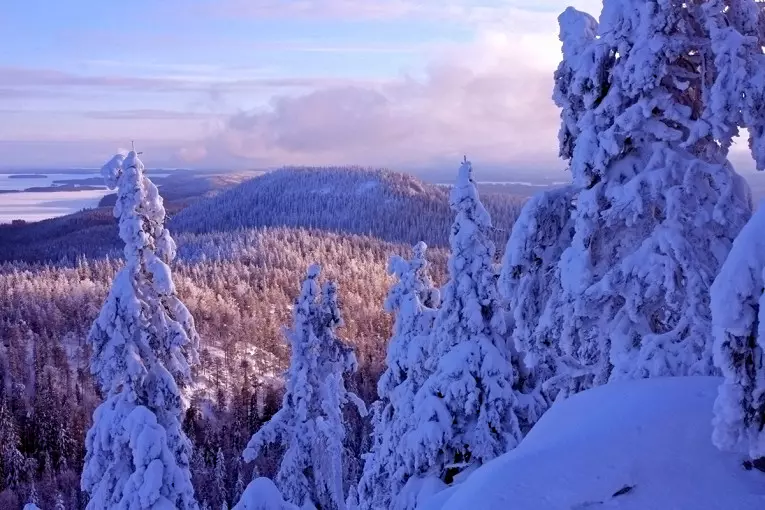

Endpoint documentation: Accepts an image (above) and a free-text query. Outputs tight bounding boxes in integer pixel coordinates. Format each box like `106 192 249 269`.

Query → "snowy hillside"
170 167 525 248
427 377 765 510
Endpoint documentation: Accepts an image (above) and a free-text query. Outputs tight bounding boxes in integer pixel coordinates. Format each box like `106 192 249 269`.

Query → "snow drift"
427 377 765 510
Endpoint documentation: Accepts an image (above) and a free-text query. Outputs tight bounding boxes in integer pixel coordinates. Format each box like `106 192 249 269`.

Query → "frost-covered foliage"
170 167 523 251
81 151 201 509
407 159 522 486
358 243 439 510
242 266 365 510
552 7 601 162
500 186 577 401
711 202 765 460
701 0 765 169
514 1 756 397
232 478 298 510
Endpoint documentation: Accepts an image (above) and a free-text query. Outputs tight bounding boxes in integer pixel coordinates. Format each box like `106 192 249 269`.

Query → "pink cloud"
0 66 373 95
195 33 562 171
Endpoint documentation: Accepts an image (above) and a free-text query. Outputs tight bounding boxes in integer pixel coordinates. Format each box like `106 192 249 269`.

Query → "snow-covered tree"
0 399 25 490
552 6 602 162
711 202 765 463
526 1 754 393
242 266 365 510
81 150 201 509
358 242 439 510
499 7 610 403
54 492 66 510
407 158 522 486
500 185 577 401
233 464 247 505
214 448 228 509
701 0 765 169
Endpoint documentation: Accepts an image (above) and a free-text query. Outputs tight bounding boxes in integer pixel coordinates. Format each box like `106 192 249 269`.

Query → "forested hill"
170 167 525 248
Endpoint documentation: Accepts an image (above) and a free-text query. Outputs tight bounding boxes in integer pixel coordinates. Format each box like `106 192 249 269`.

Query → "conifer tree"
500 185 577 401
215 448 228 509
711 203 765 465
0 398 25 490
81 150 201 509
408 158 522 487
242 266 364 510
358 243 439 510
509 1 755 397
500 6 604 400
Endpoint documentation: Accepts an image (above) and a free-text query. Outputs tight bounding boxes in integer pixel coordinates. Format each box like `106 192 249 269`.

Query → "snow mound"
233 477 299 510
431 377 765 510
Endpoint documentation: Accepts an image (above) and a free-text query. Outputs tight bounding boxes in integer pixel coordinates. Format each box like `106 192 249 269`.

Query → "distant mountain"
170 167 527 249
0 170 260 263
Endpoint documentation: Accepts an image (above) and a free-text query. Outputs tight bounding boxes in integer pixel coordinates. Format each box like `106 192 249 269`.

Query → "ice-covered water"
0 189 112 224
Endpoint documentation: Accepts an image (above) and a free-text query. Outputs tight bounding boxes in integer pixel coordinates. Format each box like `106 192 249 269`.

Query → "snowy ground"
0 189 112 223
423 377 765 510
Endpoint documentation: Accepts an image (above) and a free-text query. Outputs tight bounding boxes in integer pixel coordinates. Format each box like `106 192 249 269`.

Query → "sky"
0 0 758 174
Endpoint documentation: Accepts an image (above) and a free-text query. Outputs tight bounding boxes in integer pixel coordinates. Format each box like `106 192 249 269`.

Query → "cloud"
0 66 375 96
81 109 225 121
195 30 562 171
197 0 603 24
196 0 438 21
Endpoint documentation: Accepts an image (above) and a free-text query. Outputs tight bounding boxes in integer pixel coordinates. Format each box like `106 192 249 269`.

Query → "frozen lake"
0 170 173 224
0 172 103 191
0 189 112 224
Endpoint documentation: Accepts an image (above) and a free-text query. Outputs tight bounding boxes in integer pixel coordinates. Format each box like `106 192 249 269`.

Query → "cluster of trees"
248 1 765 507
0 227 429 507
170 166 523 250
5 0 765 508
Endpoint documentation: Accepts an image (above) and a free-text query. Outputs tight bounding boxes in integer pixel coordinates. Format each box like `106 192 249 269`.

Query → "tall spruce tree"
358 242 439 510
242 266 364 510
504 1 757 400
711 202 765 465
407 158 522 489
81 150 201 509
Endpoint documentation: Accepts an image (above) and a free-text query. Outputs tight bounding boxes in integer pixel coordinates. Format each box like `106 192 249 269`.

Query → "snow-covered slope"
428 377 765 510
169 167 524 248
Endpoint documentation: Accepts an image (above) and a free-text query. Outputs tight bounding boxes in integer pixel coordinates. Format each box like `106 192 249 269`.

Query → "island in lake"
8 174 48 179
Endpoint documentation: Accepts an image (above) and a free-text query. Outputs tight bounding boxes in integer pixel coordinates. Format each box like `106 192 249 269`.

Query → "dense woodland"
0 226 453 509
6 1 765 509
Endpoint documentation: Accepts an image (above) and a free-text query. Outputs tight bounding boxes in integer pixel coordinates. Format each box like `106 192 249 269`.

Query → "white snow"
425 377 765 510
232 478 299 510
0 189 112 224
711 200 765 459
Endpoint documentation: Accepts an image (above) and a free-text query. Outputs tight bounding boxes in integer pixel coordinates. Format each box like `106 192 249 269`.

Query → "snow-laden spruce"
711 201 765 462
242 266 365 510
358 242 439 510
500 185 576 402
407 158 522 488
520 1 755 395
701 0 765 170
500 6 608 401
82 150 201 509
552 6 600 163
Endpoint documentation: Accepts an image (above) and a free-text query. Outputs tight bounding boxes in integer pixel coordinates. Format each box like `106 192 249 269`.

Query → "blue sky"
1 0 756 173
